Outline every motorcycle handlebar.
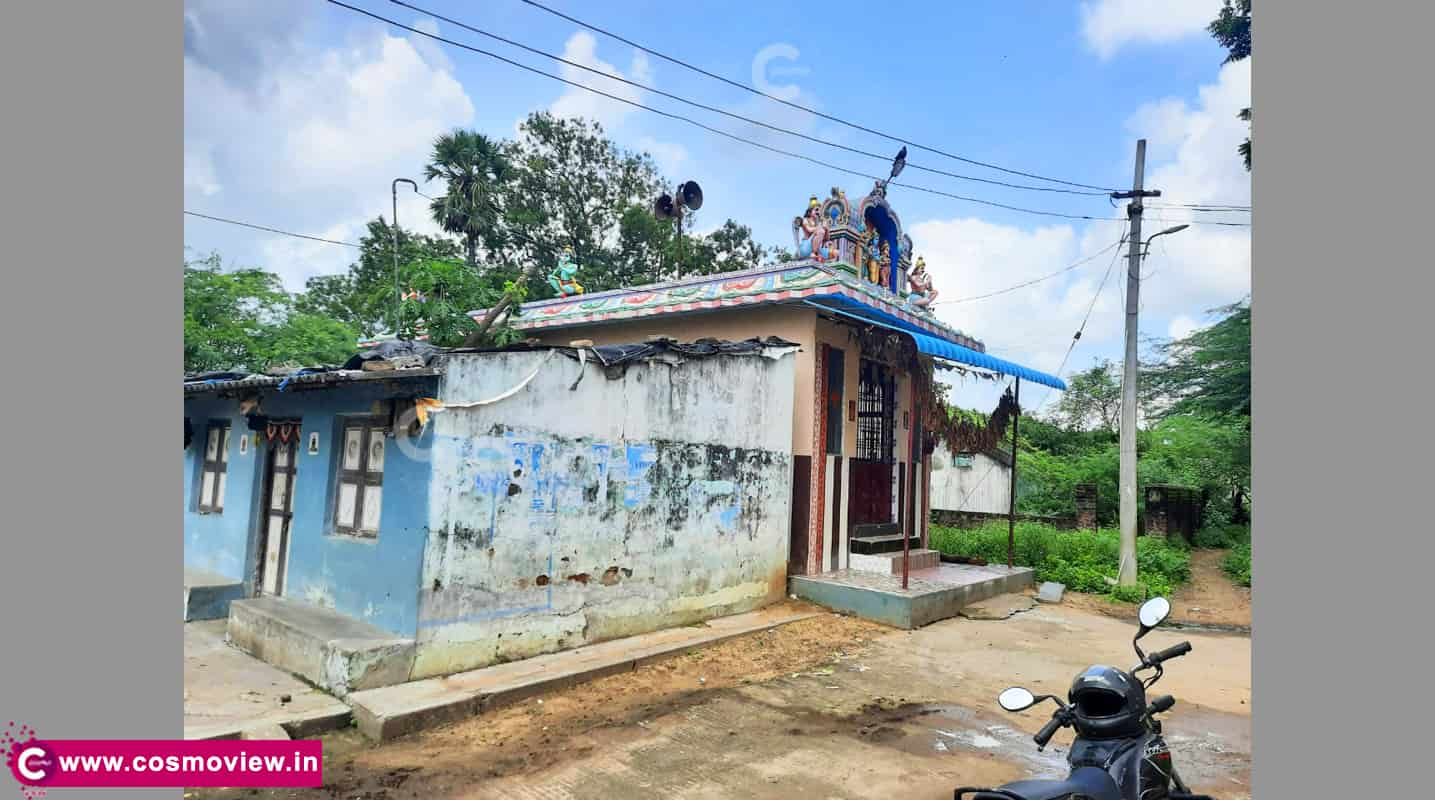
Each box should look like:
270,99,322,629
1033,714,1066,749
1148,694,1175,715
1146,641,1192,666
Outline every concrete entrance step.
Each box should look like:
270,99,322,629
346,604,822,742
227,597,415,698
848,548,941,575
184,568,245,622
849,533,923,555
789,563,1037,629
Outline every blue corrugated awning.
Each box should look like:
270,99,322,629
803,297,1067,391
906,330,1066,390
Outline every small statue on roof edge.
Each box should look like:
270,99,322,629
548,247,585,297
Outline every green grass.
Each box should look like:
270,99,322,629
929,521,1191,601
1222,541,1252,586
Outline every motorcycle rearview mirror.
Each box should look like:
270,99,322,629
997,687,1036,712
1138,596,1171,634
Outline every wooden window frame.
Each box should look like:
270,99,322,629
333,418,387,539
196,423,230,514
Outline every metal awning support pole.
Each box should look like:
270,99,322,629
1007,378,1021,569
903,362,919,590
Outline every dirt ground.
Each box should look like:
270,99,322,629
1062,547,1252,631
193,596,1250,800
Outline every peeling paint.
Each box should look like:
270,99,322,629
412,349,797,679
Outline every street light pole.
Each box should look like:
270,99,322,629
1111,140,1162,587
392,178,418,339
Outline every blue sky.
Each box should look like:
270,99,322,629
184,0,1250,414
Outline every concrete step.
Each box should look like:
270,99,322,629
848,548,941,575
849,533,923,555
184,567,246,622
346,605,822,742
789,564,1037,629
227,597,415,698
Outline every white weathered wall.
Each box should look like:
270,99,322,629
414,349,796,679
927,446,1011,515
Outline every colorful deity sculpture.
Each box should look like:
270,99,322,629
907,256,938,308
794,195,832,262
863,228,882,283
547,247,584,297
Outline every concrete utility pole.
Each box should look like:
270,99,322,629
1111,140,1161,587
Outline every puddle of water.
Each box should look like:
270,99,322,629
868,700,1250,793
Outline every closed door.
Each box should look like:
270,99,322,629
259,438,298,596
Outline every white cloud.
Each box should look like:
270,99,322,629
910,58,1249,415
548,32,650,129
183,9,474,287
1081,0,1218,59
636,136,689,177
1168,315,1199,340
408,17,455,74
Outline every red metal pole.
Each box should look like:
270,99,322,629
904,366,919,589
1007,378,1021,569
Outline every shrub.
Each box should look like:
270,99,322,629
929,522,1190,602
1223,542,1252,586
1193,523,1250,549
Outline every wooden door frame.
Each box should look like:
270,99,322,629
255,435,298,597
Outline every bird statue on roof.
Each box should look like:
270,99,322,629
890,146,907,182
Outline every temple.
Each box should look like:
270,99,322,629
481,179,1065,579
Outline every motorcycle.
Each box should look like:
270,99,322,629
954,596,1214,800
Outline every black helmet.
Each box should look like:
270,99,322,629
1068,665,1147,739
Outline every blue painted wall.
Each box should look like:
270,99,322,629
182,378,437,636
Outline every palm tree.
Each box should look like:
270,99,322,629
424,129,512,267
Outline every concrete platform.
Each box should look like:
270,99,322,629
227,596,416,698
788,563,1037,629
347,604,821,742
847,548,941,575
183,568,245,622
184,620,352,740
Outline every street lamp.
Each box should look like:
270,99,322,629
1141,223,1189,256
392,178,419,339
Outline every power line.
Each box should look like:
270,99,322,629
335,2,1241,227
391,0,1105,197
932,239,1124,305
184,209,475,270
1149,203,1250,211
184,211,360,248
511,0,1118,193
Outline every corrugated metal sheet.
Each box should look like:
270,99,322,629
804,297,1068,390
183,368,440,395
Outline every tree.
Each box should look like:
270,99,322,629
425,130,513,267
703,219,768,274
1054,359,1123,433
465,112,664,345
1143,300,1251,419
380,257,523,348
184,253,290,373
295,218,467,340
1209,0,1252,170
185,253,358,373
263,313,361,368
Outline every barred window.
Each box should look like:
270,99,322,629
856,360,896,463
